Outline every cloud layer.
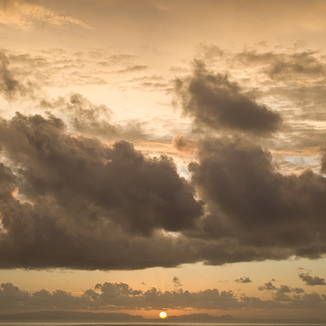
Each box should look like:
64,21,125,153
0,281,325,313
0,0,91,30
0,116,326,270
0,42,326,270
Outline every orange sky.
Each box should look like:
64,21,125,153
0,0,326,320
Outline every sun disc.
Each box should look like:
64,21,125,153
159,311,167,319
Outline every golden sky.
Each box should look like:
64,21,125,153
0,0,326,320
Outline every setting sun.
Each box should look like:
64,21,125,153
159,311,167,319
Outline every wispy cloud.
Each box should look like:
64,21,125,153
0,0,92,30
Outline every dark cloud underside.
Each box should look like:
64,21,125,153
174,60,282,136
189,137,326,262
0,112,203,269
299,272,326,286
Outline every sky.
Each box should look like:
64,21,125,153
0,0,326,320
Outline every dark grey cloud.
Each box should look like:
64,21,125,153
0,112,203,269
189,137,326,261
235,277,252,284
173,276,182,287
258,282,277,291
174,60,281,136
292,288,305,294
0,282,242,311
0,281,324,313
1,113,326,269
299,272,326,286
257,282,305,302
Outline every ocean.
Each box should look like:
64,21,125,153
0,322,326,326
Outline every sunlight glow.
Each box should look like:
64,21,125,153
159,311,167,319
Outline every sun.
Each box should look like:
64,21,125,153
159,311,167,319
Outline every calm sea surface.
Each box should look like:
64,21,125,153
0,322,326,326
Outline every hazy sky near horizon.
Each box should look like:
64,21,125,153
1,0,326,320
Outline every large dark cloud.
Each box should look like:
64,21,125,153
174,60,282,136
1,113,326,269
189,137,326,261
0,112,203,269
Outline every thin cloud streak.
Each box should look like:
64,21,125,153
0,0,92,30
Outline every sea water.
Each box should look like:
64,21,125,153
0,322,326,326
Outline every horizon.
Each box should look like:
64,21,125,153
0,0,326,321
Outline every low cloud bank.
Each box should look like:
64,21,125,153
0,281,325,312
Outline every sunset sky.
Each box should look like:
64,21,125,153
1,0,326,320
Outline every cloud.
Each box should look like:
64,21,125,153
258,282,277,291
0,282,244,311
39,93,118,139
257,282,305,302
189,137,326,262
1,112,326,269
39,93,148,141
0,0,91,30
0,112,205,269
0,281,324,313
235,277,252,284
321,149,326,174
237,50,325,80
299,272,326,286
117,65,149,73
0,51,39,100
173,276,182,287
174,60,282,136
172,133,197,154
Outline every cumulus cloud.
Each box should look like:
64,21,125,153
0,112,204,269
235,277,252,283
189,137,326,262
174,60,282,136
257,282,305,302
258,282,277,291
0,281,324,313
1,113,326,269
0,0,91,30
299,271,326,286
